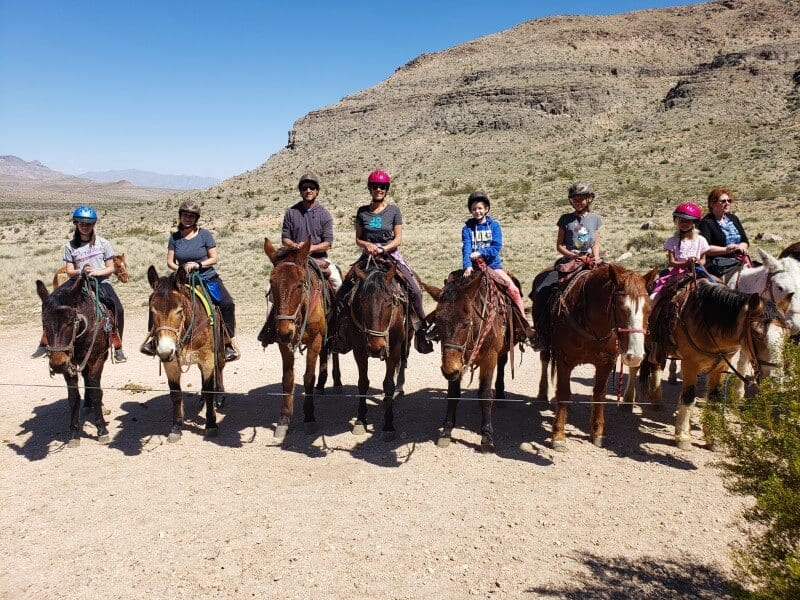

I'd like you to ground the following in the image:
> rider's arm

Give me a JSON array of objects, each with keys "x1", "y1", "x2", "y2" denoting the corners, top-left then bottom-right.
[
  {"x1": 591, "y1": 228, "x2": 601, "y2": 260},
  {"x1": 167, "y1": 249, "x2": 180, "y2": 272},
  {"x1": 382, "y1": 224, "x2": 402, "y2": 254},
  {"x1": 556, "y1": 227, "x2": 575, "y2": 259}
]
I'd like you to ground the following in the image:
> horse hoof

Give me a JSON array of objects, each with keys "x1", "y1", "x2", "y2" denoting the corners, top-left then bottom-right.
[
  {"x1": 552, "y1": 440, "x2": 567, "y2": 452},
  {"x1": 205, "y1": 426, "x2": 219, "y2": 438},
  {"x1": 592, "y1": 436, "x2": 605, "y2": 448},
  {"x1": 332, "y1": 385, "x2": 343, "y2": 395},
  {"x1": 352, "y1": 423, "x2": 366, "y2": 436},
  {"x1": 676, "y1": 439, "x2": 692, "y2": 451},
  {"x1": 436, "y1": 436, "x2": 451, "y2": 448},
  {"x1": 98, "y1": 434, "x2": 110, "y2": 444},
  {"x1": 304, "y1": 421, "x2": 318, "y2": 435},
  {"x1": 394, "y1": 390, "x2": 404, "y2": 400},
  {"x1": 67, "y1": 437, "x2": 80, "y2": 448},
  {"x1": 383, "y1": 430, "x2": 396, "y2": 442},
  {"x1": 274, "y1": 424, "x2": 288, "y2": 439},
  {"x1": 167, "y1": 431, "x2": 181, "y2": 443},
  {"x1": 314, "y1": 386, "x2": 325, "y2": 396},
  {"x1": 480, "y1": 443, "x2": 495, "y2": 454}
]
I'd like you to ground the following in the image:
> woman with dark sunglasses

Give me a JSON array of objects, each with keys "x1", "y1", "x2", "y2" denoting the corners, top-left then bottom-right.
[
  {"x1": 698, "y1": 188, "x2": 751, "y2": 278},
  {"x1": 329, "y1": 170, "x2": 433, "y2": 354}
]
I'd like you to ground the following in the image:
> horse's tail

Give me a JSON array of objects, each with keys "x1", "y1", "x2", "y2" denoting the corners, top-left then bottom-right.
[{"x1": 639, "y1": 357, "x2": 652, "y2": 387}]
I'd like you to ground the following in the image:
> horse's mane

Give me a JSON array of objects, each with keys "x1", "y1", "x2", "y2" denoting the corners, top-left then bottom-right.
[
  {"x1": 360, "y1": 264, "x2": 394, "y2": 299},
  {"x1": 440, "y1": 269, "x2": 475, "y2": 303},
  {"x1": 154, "y1": 272, "x2": 179, "y2": 297},
  {"x1": 778, "y1": 241, "x2": 800, "y2": 261},
  {"x1": 273, "y1": 245, "x2": 301, "y2": 263},
  {"x1": 690, "y1": 282, "x2": 755, "y2": 337},
  {"x1": 44, "y1": 280, "x2": 83, "y2": 312},
  {"x1": 613, "y1": 264, "x2": 649, "y2": 297}
]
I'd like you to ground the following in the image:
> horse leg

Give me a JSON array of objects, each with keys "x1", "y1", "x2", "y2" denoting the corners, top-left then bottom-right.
[
  {"x1": 537, "y1": 349, "x2": 550, "y2": 403},
  {"x1": 275, "y1": 344, "x2": 295, "y2": 440},
  {"x1": 84, "y1": 363, "x2": 109, "y2": 443},
  {"x1": 675, "y1": 363, "x2": 699, "y2": 450},
  {"x1": 552, "y1": 361, "x2": 571, "y2": 451},
  {"x1": 164, "y1": 361, "x2": 184, "y2": 442},
  {"x1": 315, "y1": 346, "x2": 329, "y2": 394},
  {"x1": 622, "y1": 365, "x2": 638, "y2": 412},
  {"x1": 380, "y1": 352, "x2": 399, "y2": 441},
  {"x1": 332, "y1": 352, "x2": 342, "y2": 392},
  {"x1": 437, "y1": 379, "x2": 460, "y2": 448},
  {"x1": 478, "y1": 365, "x2": 496, "y2": 453},
  {"x1": 352, "y1": 350, "x2": 369, "y2": 436},
  {"x1": 395, "y1": 343, "x2": 407, "y2": 399},
  {"x1": 65, "y1": 373, "x2": 82, "y2": 447},
  {"x1": 199, "y1": 360, "x2": 219, "y2": 438},
  {"x1": 591, "y1": 363, "x2": 612, "y2": 447},
  {"x1": 702, "y1": 367, "x2": 726, "y2": 451},
  {"x1": 730, "y1": 349, "x2": 747, "y2": 400},
  {"x1": 495, "y1": 351, "x2": 507, "y2": 401},
  {"x1": 303, "y1": 338, "x2": 321, "y2": 434},
  {"x1": 668, "y1": 359, "x2": 679, "y2": 384}
]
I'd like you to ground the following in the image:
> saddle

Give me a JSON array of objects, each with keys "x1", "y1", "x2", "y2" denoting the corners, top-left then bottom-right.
[
  {"x1": 556, "y1": 255, "x2": 596, "y2": 287},
  {"x1": 648, "y1": 274, "x2": 695, "y2": 365}
]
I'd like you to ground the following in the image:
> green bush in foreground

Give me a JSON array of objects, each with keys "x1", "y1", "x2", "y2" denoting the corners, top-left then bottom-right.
[{"x1": 706, "y1": 340, "x2": 800, "y2": 598}]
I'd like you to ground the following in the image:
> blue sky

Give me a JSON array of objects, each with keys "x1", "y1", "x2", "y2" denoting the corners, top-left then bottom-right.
[{"x1": 0, "y1": 0, "x2": 700, "y2": 179}]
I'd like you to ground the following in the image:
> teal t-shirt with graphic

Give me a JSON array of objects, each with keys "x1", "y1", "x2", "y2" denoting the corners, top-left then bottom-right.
[{"x1": 356, "y1": 204, "x2": 403, "y2": 244}]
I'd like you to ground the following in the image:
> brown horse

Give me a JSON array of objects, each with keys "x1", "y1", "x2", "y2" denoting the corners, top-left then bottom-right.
[
  {"x1": 147, "y1": 265, "x2": 226, "y2": 442},
  {"x1": 338, "y1": 256, "x2": 412, "y2": 440},
  {"x1": 53, "y1": 254, "x2": 128, "y2": 288},
  {"x1": 637, "y1": 281, "x2": 772, "y2": 450},
  {"x1": 421, "y1": 268, "x2": 514, "y2": 452},
  {"x1": 36, "y1": 274, "x2": 111, "y2": 447},
  {"x1": 535, "y1": 263, "x2": 651, "y2": 451},
  {"x1": 778, "y1": 241, "x2": 800, "y2": 261},
  {"x1": 263, "y1": 237, "x2": 340, "y2": 439}
]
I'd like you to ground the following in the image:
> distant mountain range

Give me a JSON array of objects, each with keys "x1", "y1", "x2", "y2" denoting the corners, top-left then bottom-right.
[
  {"x1": 0, "y1": 155, "x2": 217, "y2": 190},
  {"x1": 78, "y1": 169, "x2": 219, "y2": 190}
]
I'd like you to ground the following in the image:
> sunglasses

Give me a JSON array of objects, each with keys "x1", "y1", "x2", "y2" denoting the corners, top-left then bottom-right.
[
  {"x1": 369, "y1": 183, "x2": 389, "y2": 191},
  {"x1": 299, "y1": 185, "x2": 318, "y2": 192},
  {"x1": 714, "y1": 198, "x2": 733, "y2": 204}
]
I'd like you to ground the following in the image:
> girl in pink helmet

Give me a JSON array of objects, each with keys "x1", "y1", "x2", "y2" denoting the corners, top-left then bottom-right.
[{"x1": 650, "y1": 202, "x2": 712, "y2": 298}]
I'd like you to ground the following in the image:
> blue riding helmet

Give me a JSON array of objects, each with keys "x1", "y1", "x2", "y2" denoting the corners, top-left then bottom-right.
[{"x1": 72, "y1": 205, "x2": 98, "y2": 223}]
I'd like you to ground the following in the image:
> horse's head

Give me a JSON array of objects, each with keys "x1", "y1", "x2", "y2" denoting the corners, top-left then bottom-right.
[
  {"x1": 425, "y1": 270, "x2": 483, "y2": 380},
  {"x1": 147, "y1": 265, "x2": 188, "y2": 361},
  {"x1": 113, "y1": 254, "x2": 129, "y2": 283},
  {"x1": 265, "y1": 237, "x2": 311, "y2": 345},
  {"x1": 352, "y1": 263, "x2": 399, "y2": 359},
  {"x1": 759, "y1": 248, "x2": 800, "y2": 335},
  {"x1": 36, "y1": 279, "x2": 89, "y2": 376},
  {"x1": 606, "y1": 264, "x2": 651, "y2": 367}
]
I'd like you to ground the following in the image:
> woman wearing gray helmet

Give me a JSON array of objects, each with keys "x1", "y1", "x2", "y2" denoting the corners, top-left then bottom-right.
[{"x1": 530, "y1": 182, "x2": 602, "y2": 349}]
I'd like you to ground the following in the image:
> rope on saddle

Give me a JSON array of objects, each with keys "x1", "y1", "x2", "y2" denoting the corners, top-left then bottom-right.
[{"x1": 469, "y1": 257, "x2": 509, "y2": 379}]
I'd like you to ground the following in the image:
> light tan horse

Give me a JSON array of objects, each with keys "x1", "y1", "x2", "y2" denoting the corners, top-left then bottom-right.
[{"x1": 53, "y1": 253, "x2": 129, "y2": 288}]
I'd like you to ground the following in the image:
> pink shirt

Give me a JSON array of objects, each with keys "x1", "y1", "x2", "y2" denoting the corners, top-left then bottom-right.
[{"x1": 664, "y1": 234, "x2": 709, "y2": 261}]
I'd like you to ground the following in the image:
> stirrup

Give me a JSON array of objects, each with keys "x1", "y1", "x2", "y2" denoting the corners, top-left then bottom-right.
[
  {"x1": 225, "y1": 344, "x2": 240, "y2": 361},
  {"x1": 139, "y1": 339, "x2": 156, "y2": 357},
  {"x1": 31, "y1": 344, "x2": 48, "y2": 359}
]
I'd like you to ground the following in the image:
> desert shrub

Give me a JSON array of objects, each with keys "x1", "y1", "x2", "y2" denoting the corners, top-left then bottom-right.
[
  {"x1": 704, "y1": 340, "x2": 800, "y2": 598},
  {"x1": 626, "y1": 231, "x2": 663, "y2": 251}
]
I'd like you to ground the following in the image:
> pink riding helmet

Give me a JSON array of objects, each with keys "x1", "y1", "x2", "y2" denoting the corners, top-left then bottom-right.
[
  {"x1": 367, "y1": 170, "x2": 391, "y2": 185},
  {"x1": 672, "y1": 202, "x2": 702, "y2": 221}
]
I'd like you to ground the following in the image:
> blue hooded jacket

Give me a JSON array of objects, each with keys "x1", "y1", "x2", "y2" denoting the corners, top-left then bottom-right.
[{"x1": 462, "y1": 215, "x2": 503, "y2": 270}]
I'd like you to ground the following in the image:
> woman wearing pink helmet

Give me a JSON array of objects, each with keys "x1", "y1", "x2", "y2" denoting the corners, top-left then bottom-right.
[
  {"x1": 329, "y1": 170, "x2": 433, "y2": 354},
  {"x1": 650, "y1": 201, "x2": 713, "y2": 298}
]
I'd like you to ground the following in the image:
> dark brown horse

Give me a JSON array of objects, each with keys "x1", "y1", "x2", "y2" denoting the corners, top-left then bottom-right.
[
  {"x1": 263, "y1": 237, "x2": 340, "y2": 439},
  {"x1": 421, "y1": 269, "x2": 514, "y2": 452},
  {"x1": 36, "y1": 274, "x2": 111, "y2": 447},
  {"x1": 338, "y1": 256, "x2": 412, "y2": 440},
  {"x1": 147, "y1": 265, "x2": 226, "y2": 442},
  {"x1": 534, "y1": 263, "x2": 651, "y2": 451},
  {"x1": 778, "y1": 241, "x2": 800, "y2": 261},
  {"x1": 637, "y1": 281, "x2": 772, "y2": 450}
]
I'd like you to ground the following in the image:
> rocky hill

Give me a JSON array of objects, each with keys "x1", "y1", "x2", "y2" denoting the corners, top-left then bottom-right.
[
  {"x1": 79, "y1": 169, "x2": 218, "y2": 190},
  {"x1": 194, "y1": 0, "x2": 800, "y2": 232}
]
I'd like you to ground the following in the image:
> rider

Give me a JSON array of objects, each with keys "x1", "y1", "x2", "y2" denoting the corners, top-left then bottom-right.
[
  {"x1": 650, "y1": 202, "x2": 713, "y2": 298},
  {"x1": 328, "y1": 169, "x2": 433, "y2": 354},
  {"x1": 259, "y1": 172, "x2": 342, "y2": 347},
  {"x1": 531, "y1": 181, "x2": 602, "y2": 349},
  {"x1": 140, "y1": 199, "x2": 239, "y2": 361},
  {"x1": 32, "y1": 205, "x2": 127, "y2": 362},
  {"x1": 698, "y1": 188, "x2": 751, "y2": 279},
  {"x1": 461, "y1": 191, "x2": 536, "y2": 344}
]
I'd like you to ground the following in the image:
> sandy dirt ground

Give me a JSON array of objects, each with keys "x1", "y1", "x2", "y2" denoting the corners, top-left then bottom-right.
[{"x1": 1, "y1": 313, "x2": 747, "y2": 599}]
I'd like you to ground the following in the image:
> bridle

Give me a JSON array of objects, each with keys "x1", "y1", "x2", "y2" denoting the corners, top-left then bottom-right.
[
  {"x1": 271, "y1": 261, "x2": 317, "y2": 352},
  {"x1": 349, "y1": 268, "x2": 407, "y2": 359}
]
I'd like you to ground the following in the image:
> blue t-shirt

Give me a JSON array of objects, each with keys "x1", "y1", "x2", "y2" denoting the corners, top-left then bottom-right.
[
  {"x1": 461, "y1": 215, "x2": 503, "y2": 269},
  {"x1": 168, "y1": 228, "x2": 218, "y2": 279},
  {"x1": 719, "y1": 216, "x2": 742, "y2": 246}
]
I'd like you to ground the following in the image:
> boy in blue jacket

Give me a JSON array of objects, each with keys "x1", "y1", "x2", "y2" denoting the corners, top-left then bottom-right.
[{"x1": 462, "y1": 191, "x2": 535, "y2": 343}]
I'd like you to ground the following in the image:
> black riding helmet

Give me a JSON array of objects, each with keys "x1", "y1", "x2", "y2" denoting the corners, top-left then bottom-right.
[{"x1": 467, "y1": 191, "x2": 490, "y2": 210}]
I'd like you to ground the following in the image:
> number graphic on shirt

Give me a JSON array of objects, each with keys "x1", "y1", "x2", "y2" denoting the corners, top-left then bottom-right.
[{"x1": 368, "y1": 216, "x2": 382, "y2": 230}]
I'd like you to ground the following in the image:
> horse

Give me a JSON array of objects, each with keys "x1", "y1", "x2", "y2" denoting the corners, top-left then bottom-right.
[
  {"x1": 53, "y1": 253, "x2": 128, "y2": 288},
  {"x1": 637, "y1": 281, "x2": 772, "y2": 450},
  {"x1": 420, "y1": 268, "x2": 515, "y2": 452},
  {"x1": 337, "y1": 255, "x2": 413, "y2": 440},
  {"x1": 535, "y1": 263, "x2": 651, "y2": 451},
  {"x1": 263, "y1": 237, "x2": 340, "y2": 439},
  {"x1": 35, "y1": 274, "x2": 111, "y2": 447},
  {"x1": 147, "y1": 265, "x2": 226, "y2": 442},
  {"x1": 778, "y1": 241, "x2": 800, "y2": 262}
]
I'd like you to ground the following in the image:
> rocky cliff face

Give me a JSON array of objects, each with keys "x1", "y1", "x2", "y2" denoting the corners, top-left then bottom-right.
[{"x1": 198, "y1": 0, "x2": 800, "y2": 227}]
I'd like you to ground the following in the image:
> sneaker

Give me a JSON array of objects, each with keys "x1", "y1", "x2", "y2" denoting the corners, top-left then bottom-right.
[
  {"x1": 225, "y1": 344, "x2": 240, "y2": 361},
  {"x1": 31, "y1": 344, "x2": 48, "y2": 359},
  {"x1": 414, "y1": 333, "x2": 434, "y2": 354},
  {"x1": 114, "y1": 348, "x2": 128, "y2": 363},
  {"x1": 139, "y1": 339, "x2": 156, "y2": 356}
]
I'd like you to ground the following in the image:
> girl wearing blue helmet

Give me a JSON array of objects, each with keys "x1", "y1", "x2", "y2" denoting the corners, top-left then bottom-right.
[{"x1": 32, "y1": 205, "x2": 127, "y2": 362}]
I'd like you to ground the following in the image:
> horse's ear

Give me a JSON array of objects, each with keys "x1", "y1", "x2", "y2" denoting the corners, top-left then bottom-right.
[
  {"x1": 147, "y1": 265, "x2": 159, "y2": 290},
  {"x1": 264, "y1": 237, "x2": 278, "y2": 265},
  {"x1": 175, "y1": 267, "x2": 187, "y2": 287},
  {"x1": 354, "y1": 266, "x2": 367, "y2": 281},
  {"x1": 36, "y1": 280, "x2": 49, "y2": 303},
  {"x1": 295, "y1": 237, "x2": 311, "y2": 265},
  {"x1": 385, "y1": 264, "x2": 396, "y2": 283},
  {"x1": 758, "y1": 248, "x2": 780, "y2": 272},
  {"x1": 420, "y1": 280, "x2": 442, "y2": 302},
  {"x1": 746, "y1": 292, "x2": 764, "y2": 316},
  {"x1": 607, "y1": 263, "x2": 620, "y2": 286}
]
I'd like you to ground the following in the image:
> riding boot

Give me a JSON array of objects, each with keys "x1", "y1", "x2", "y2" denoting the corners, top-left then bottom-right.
[
  {"x1": 32, "y1": 331, "x2": 48, "y2": 358},
  {"x1": 327, "y1": 305, "x2": 352, "y2": 355},
  {"x1": 512, "y1": 306, "x2": 537, "y2": 347},
  {"x1": 225, "y1": 337, "x2": 240, "y2": 361},
  {"x1": 139, "y1": 336, "x2": 156, "y2": 357},
  {"x1": 110, "y1": 329, "x2": 127, "y2": 363},
  {"x1": 409, "y1": 289, "x2": 433, "y2": 354},
  {"x1": 257, "y1": 309, "x2": 277, "y2": 347}
]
